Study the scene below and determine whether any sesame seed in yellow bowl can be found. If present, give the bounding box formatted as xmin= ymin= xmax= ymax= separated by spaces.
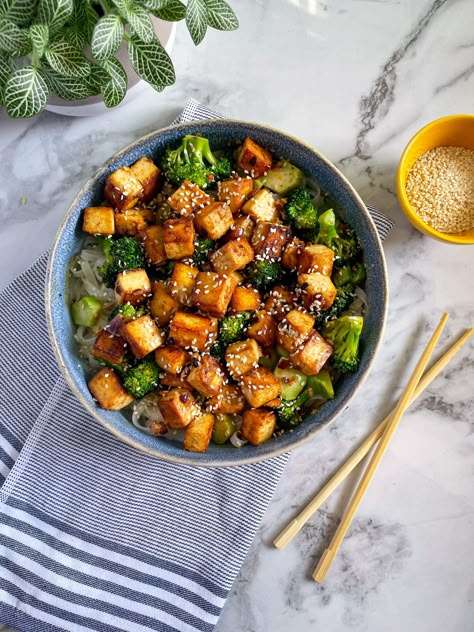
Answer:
xmin=397 ymin=114 xmax=474 ymax=245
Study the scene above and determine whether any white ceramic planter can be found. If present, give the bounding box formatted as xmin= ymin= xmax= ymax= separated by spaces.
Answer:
xmin=46 ymin=19 xmax=176 ymax=117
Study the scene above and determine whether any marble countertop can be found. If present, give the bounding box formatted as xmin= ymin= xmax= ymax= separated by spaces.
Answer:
xmin=1 ymin=0 xmax=473 ymax=630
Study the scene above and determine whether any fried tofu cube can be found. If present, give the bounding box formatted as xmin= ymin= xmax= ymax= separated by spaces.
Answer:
xmin=298 ymin=273 xmax=337 ymax=311
xmin=91 ymin=329 xmax=127 ymax=365
xmin=240 ymin=367 xmax=281 ymax=408
xmin=154 ymin=345 xmax=190 ymax=375
xmin=210 ymin=238 xmax=254 ymax=273
xmin=194 ymin=202 xmax=234 ymax=240
xmin=276 ymin=309 xmax=315 ymax=353
xmin=184 ymin=412 xmax=215 ymax=453
xmin=290 ymin=330 xmax=333 ymax=376
xmin=191 ymin=271 xmax=235 ymax=318
xmin=264 ymin=286 xmax=297 ymax=320
xmin=240 ymin=408 xmax=277 ymax=446
xmin=226 ymin=214 xmax=255 ymax=241
xmin=237 ymin=137 xmax=273 ymax=178
xmin=149 ymin=420 xmax=169 ymax=436
xmin=121 ymin=315 xmax=164 ymax=359
xmin=187 ymin=354 xmax=225 ymax=397
xmin=230 ymin=285 xmax=262 ymax=312
xmin=88 ymin=368 xmax=134 ymax=410
xmin=298 ymin=244 xmax=335 ymax=276
xmin=169 ymin=262 xmax=198 ymax=306
xmin=150 ymin=281 xmax=179 ymax=326
xmin=242 ymin=188 xmax=278 ymax=222
xmin=282 ymin=237 xmax=304 ymax=270
xmin=129 ymin=157 xmax=161 ymax=203
xmin=161 ymin=373 xmax=192 ymax=389
xmin=114 ymin=268 xmax=151 ymax=306
xmin=225 ymin=338 xmax=262 ymax=379
xmin=218 ymin=177 xmax=254 ymax=212
xmin=264 ymin=397 xmax=282 ymax=409
xmin=82 ymin=206 xmax=115 ymax=236
xmin=104 ymin=166 xmax=143 ymax=211
xmin=247 ymin=310 xmax=277 ymax=348
xmin=251 ymin=221 xmax=291 ymax=260
xmin=163 ymin=217 xmax=195 ymax=259
xmin=208 ymin=384 xmax=245 ymax=414
xmin=169 ymin=311 xmax=216 ymax=352
xmin=167 ymin=181 xmax=213 ymax=217
xmin=158 ymin=388 xmax=197 ymax=428
xmin=142 ymin=225 xmax=167 ymax=267
xmin=115 ymin=209 xmax=155 ymax=236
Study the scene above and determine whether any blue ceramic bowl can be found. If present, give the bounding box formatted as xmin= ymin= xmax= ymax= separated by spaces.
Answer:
xmin=46 ymin=120 xmax=388 ymax=466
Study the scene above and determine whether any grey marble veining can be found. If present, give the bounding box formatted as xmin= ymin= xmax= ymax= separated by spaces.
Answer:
xmin=1 ymin=0 xmax=473 ymax=630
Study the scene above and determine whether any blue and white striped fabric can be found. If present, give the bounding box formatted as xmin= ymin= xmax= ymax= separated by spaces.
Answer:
xmin=0 ymin=100 xmax=394 ymax=632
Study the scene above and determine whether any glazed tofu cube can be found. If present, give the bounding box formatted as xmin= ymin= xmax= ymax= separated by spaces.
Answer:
xmin=121 ymin=315 xmax=164 ymax=359
xmin=167 ymin=181 xmax=213 ymax=217
xmin=161 ymin=373 xmax=192 ymax=389
xmin=210 ymin=238 xmax=254 ymax=273
xmin=226 ymin=214 xmax=255 ymax=242
xmin=88 ymin=368 xmax=134 ymax=410
xmin=264 ymin=286 xmax=297 ymax=320
xmin=158 ymin=388 xmax=197 ymax=428
xmin=225 ymin=338 xmax=262 ymax=379
xmin=230 ymin=285 xmax=262 ymax=312
xmin=129 ymin=157 xmax=161 ymax=202
xmin=298 ymin=273 xmax=337 ymax=311
xmin=154 ymin=345 xmax=190 ymax=375
xmin=82 ymin=207 xmax=115 ymax=236
xmin=104 ymin=166 xmax=143 ymax=211
xmin=149 ymin=281 xmax=179 ymax=326
xmin=282 ymin=237 xmax=304 ymax=270
xmin=169 ymin=262 xmax=198 ymax=307
xmin=184 ymin=412 xmax=215 ymax=453
xmin=142 ymin=225 xmax=167 ymax=267
xmin=114 ymin=268 xmax=151 ymax=306
xmin=194 ymin=202 xmax=234 ymax=240
xmin=240 ymin=367 xmax=281 ymax=408
xmin=115 ymin=209 xmax=154 ymax=236
xmin=169 ymin=311 xmax=216 ymax=352
xmin=187 ymin=354 xmax=226 ymax=397
xmin=237 ymin=137 xmax=273 ymax=178
xmin=218 ymin=177 xmax=254 ymax=212
xmin=242 ymin=188 xmax=278 ymax=222
xmin=240 ymin=408 xmax=277 ymax=446
xmin=276 ymin=309 xmax=315 ymax=353
xmin=91 ymin=329 xmax=127 ymax=365
xmin=251 ymin=221 xmax=291 ymax=260
xmin=247 ymin=310 xmax=277 ymax=348
xmin=149 ymin=420 xmax=169 ymax=436
xmin=290 ymin=330 xmax=333 ymax=376
xmin=163 ymin=217 xmax=195 ymax=259
xmin=298 ymin=244 xmax=335 ymax=276
xmin=264 ymin=397 xmax=282 ymax=409
xmin=191 ymin=271 xmax=235 ymax=318
xmin=208 ymin=384 xmax=245 ymax=414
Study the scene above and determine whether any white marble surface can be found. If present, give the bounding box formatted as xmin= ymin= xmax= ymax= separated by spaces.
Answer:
xmin=1 ymin=0 xmax=473 ymax=630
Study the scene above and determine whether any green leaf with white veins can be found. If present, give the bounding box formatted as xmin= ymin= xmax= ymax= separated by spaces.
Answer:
xmin=0 ymin=53 xmax=12 ymax=103
xmin=38 ymin=0 xmax=73 ymax=34
xmin=0 ymin=0 xmax=36 ymax=26
xmin=186 ymin=0 xmax=207 ymax=45
xmin=45 ymin=67 xmax=96 ymax=99
xmin=128 ymin=35 xmax=175 ymax=88
xmin=30 ymin=24 xmax=49 ymax=58
xmin=4 ymin=66 xmax=49 ymax=118
xmin=45 ymin=40 xmax=91 ymax=78
xmin=0 ymin=19 xmax=30 ymax=52
xmin=101 ymin=57 xmax=127 ymax=107
xmin=206 ymin=0 xmax=238 ymax=31
xmin=92 ymin=15 xmax=124 ymax=61
xmin=145 ymin=0 xmax=186 ymax=21
xmin=113 ymin=0 xmax=154 ymax=43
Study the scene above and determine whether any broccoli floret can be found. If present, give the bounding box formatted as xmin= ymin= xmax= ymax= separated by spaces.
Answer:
xmin=123 ymin=359 xmax=160 ymax=399
xmin=193 ymin=236 xmax=214 ymax=266
xmin=333 ymin=262 xmax=366 ymax=287
xmin=219 ymin=311 xmax=253 ymax=346
xmin=161 ymin=135 xmax=231 ymax=189
xmin=284 ymin=187 xmax=319 ymax=232
xmin=97 ymin=236 xmax=145 ymax=288
xmin=323 ymin=315 xmax=363 ymax=373
xmin=276 ymin=389 xmax=312 ymax=430
xmin=246 ymin=260 xmax=282 ymax=292
xmin=313 ymin=286 xmax=355 ymax=327
xmin=109 ymin=303 xmax=147 ymax=321
xmin=210 ymin=340 xmax=226 ymax=361
xmin=155 ymin=260 xmax=175 ymax=281
xmin=315 ymin=210 xmax=361 ymax=266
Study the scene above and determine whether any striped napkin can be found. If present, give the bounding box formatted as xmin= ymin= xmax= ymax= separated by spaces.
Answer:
xmin=0 ymin=100 xmax=394 ymax=632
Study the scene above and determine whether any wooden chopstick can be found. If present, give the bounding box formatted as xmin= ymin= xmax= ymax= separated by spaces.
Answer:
xmin=273 ymin=327 xmax=473 ymax=551
xmin=312 ymin=313 xmax=449 ymax=582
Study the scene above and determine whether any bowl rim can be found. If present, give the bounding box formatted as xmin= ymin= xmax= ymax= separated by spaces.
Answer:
xmin=45 ymin=118 xmax=388 ymax=467
xmin=396 ymin=113 xmax=474 ymax=245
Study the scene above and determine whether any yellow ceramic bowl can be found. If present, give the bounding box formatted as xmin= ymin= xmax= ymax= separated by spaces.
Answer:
xmin=397 ymin=114 xmax=474 ymax=244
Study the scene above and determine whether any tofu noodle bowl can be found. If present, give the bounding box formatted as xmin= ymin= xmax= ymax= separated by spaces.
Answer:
xmin=69 ymin=135 xmax=367 ymax=454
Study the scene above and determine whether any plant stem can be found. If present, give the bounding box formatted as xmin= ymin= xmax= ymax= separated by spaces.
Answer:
xmin=32 ymin=47 xmax=40 ymax=69
xmin=99 ymin=0 xmax=112 ymax=14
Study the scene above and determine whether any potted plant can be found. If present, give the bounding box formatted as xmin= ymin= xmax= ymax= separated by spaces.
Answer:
xmin=0 ymin=0 xmax=238 ymax=118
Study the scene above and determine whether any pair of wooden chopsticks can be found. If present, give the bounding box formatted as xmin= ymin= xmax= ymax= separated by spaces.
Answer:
xmin=273 ymin=314 xmax=473 ymax=583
